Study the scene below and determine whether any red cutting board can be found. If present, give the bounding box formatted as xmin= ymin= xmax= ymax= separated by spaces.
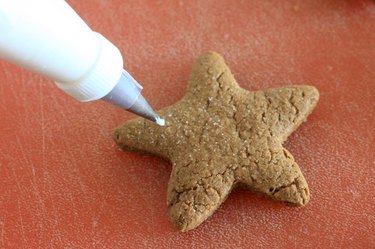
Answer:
xmin=0 ymin=0 xmax=374 ymax=248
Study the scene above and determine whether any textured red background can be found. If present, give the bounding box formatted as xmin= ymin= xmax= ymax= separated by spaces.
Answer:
xmin=0 ymin=0 xmax=374 ymax=248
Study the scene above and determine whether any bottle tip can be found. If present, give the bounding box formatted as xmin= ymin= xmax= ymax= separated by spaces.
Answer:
xmin=124 ymin=93 xmax=166 ymax=126
xmin=155 ymin=116 xmax=165 ymax=126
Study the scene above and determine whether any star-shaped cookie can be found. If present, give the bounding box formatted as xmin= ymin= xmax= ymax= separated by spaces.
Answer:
xmin=113 ymin=52 xmax=319 ymax=231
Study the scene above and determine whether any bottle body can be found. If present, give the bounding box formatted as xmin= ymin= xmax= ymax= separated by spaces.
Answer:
xmin=0 ymin=0 xmax=123 ymax=101
xmin=0 ymin=0 xmax=162 ymax=124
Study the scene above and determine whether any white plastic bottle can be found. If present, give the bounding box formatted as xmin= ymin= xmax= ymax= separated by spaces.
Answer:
xmin=0 ymin=0 xmax=164 ymax=125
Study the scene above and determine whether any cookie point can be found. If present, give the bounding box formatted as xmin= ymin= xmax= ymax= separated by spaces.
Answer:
xmin=112 ymin=129 xmax=121 ymax=142
xmin=310 ymin=86 xmax=320 ymax=99
xmin=302 ymin=85 xmax=320 ymax=98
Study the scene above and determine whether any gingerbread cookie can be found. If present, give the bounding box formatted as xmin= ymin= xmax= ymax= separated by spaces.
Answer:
xmin=113 ymin=52 xmax=319 ymax=231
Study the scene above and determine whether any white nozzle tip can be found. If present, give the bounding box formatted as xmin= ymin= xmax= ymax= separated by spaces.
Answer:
xmin=156 ymin=117 xmax=165 ymax=126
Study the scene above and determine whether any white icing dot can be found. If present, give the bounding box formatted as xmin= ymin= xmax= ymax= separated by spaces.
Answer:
xmin=156 ymin=117 xmax=165 ymax=126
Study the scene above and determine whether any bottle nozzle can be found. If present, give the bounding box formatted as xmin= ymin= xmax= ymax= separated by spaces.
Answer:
xmin=102 ymin=70 xmax=165 ymax=126
xmin=127 ymin=94 xmax=165 ymax=126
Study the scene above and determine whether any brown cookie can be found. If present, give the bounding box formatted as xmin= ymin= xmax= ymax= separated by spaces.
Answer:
xmin=113 ymin=51 xmax=319 ymax=231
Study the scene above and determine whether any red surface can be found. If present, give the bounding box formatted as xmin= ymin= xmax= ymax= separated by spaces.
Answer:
xmin=0 ymin=0 xmax=374 ymax=248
